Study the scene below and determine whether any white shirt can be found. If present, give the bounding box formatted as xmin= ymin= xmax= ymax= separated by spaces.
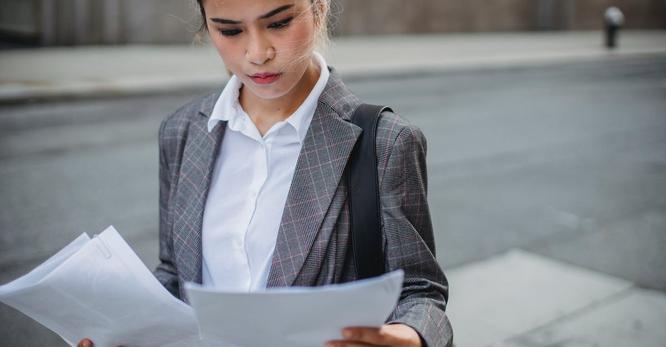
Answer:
xmin=201 ymin=52 xmax=330 ymax=291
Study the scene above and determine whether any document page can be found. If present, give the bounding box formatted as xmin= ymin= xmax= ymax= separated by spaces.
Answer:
xmin=0 ymin=226 xmax=200 ymax=347
xmin=185 ymin=270 xmax=404 ymax=347
xmin=1 ymin=226 xmax=404 ymax=347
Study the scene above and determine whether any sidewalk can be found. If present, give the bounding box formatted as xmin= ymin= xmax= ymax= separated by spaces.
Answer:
xmin=447 ymin=249 xmax=666 ymax=347
xmin=1 ymin=30 xmax=665 ymax=103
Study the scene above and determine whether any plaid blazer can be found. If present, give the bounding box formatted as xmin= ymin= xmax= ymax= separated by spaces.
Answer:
xmin=153 ymin=68 xmax=453 ymax=347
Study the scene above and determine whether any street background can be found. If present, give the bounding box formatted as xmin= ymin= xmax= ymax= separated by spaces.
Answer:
xmin=1 ymin=1 xmax=666 ymax=346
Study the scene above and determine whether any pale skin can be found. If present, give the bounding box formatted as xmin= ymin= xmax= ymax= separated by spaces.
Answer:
xmin=77 ymin=1 xmax=422 ymax=346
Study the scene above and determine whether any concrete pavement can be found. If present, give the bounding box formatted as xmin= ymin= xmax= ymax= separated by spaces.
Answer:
xmin=1 ymin=30 xmax=665 ymax=103
xmin=447 ymin=250 xmax=666 ymax=347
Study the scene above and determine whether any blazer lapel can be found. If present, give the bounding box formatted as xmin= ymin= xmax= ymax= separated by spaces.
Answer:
xmin=267 ymin=71 xmax=362 ymax=287
xmin=172 ymin=92 xmax=225 ymax=285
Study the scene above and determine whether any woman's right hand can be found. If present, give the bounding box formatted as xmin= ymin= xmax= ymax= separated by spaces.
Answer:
xmin=77 ymin=338 xmax=93 ymax=347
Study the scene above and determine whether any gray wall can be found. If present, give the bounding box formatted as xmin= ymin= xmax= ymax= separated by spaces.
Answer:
xmin=0 ymin=0 xmax=199 ymax=45
xmin=1 ymin=0 xmax=665 ymax=46
xmin=332 ymin=0 xmax=666 ymax=35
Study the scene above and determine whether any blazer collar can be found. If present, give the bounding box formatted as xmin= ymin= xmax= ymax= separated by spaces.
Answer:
xmin=196 ymin=90 xmax=220 ymax=119
xmin=266 ymin=69 xmax=363 ymax=287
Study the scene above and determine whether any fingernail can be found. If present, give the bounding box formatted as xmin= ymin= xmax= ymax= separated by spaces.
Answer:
xmin=343 ymin=329 xmax=353 ymax=339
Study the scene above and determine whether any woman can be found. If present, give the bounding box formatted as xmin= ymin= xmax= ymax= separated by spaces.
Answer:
xmin=79 ymin=0 xmax=453 ymax=346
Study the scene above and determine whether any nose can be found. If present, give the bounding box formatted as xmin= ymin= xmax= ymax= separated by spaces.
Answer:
xmin=246 ymin=30 xmax=275 ymax=65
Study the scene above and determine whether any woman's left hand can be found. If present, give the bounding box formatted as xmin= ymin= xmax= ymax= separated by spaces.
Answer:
xmin=325 ymin=323 xmax=422 ymax=347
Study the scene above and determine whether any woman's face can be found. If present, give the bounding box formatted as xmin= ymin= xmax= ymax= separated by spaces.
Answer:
xmin=203 ymin=0 xmax=318 ymax=101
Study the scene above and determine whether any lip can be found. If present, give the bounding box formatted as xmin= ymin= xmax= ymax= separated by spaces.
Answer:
xmin=248 ymin=72 xmax=282 ymax=85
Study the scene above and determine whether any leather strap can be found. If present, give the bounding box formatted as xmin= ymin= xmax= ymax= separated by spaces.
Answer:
xmin=347 ymin=104 xmax=393 ymax=279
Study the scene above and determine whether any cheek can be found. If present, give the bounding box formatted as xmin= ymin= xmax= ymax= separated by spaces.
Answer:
xmin=282 ymin=20 xmax=316 ymax=53
xmin=210 ymin=37 xmax=242 ymax=66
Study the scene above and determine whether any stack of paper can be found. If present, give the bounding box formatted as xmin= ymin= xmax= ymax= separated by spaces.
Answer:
xmin=0 ymin=226 xmax=200 ymax=347
xmin=0 ymin=226 xmax=404 ymax=347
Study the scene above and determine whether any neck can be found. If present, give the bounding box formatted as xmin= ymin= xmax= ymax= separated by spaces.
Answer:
xmin=239 ymin=58 xmax=320 ymax=136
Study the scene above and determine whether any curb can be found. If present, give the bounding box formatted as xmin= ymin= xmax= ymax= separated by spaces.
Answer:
xmin=2 ymin=46 xmax=665 ymax=104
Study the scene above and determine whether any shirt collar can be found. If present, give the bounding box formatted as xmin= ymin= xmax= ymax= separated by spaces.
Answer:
xmin=208 ymin=52 xmax=330 ymax=144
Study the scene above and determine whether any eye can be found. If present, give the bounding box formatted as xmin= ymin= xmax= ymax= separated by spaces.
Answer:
xmin=268 ymin=17 xmax=293 ymax=30
xmin=219 ymin=28 xmax=242 ymax=37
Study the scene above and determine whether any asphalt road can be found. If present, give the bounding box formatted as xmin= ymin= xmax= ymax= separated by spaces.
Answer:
xmin=1 ymin=54 xmax=665 ymax=345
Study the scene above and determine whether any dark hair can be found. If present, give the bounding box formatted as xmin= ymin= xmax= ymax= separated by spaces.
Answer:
xmin=194 ymin=0 xmax=326 ymax=31
xmin=194 ymin=0 xmax=330 ymax=50
xmin=195 ymin=0 xmax=207 ymax=33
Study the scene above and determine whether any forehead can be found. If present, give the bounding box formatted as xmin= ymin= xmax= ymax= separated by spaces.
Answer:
xmin=203 ymin=0 xmax=307 ymax=17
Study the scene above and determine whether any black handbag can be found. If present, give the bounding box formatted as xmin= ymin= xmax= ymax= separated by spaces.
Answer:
xmin=346 ymin=104 xmax=393 ymax=280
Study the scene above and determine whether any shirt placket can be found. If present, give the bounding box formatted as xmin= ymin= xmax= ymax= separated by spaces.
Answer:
xmin=242 ymin=137 xmax=270 ymax=288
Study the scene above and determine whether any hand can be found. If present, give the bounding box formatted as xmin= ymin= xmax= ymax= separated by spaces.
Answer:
xmin=325 ymin=324 xmax=422 ymax=347
xmin=76 ymin=339 xmax=122 ymax=347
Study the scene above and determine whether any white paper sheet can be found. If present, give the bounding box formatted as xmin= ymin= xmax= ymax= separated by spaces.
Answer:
xmin=0 ymin=226 xmax=200 ymax=347
xmin=185 ymin=270 xmax=404 ymax=347
xmin=1 ymin=226 xmax=404 ymax=347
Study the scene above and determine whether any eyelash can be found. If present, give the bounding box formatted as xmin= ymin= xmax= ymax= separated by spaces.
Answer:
xmin=219 ymin=17 xmax=294 ymax=37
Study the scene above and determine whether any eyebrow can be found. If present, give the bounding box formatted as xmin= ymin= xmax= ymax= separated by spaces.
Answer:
xmin=210 ymin=4 xmax=294 ymax=25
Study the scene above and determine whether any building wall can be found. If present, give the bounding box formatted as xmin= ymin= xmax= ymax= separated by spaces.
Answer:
xmin=0 ymin=0 xmax=199 ymax=45
xmin=332 ymin=0 xmax=666 ymax=34
xmin=570 ymin=0 xmax=666 ymax=29
xmin=332 ymin=0 xmax=537 ymax=35
xmin=0 ymin=0 xmax=664 ymax=46
xmin=0 ymin=0 xmax=41 ymax=42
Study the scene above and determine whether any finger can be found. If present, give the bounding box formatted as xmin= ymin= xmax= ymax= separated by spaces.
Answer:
xmin=341 ymin=327 xmax=393 ymax=346
xmin=325 ymin=341 xmax=376 ymax=347
xmin=77 ymin=339 xmax=93 ymax=347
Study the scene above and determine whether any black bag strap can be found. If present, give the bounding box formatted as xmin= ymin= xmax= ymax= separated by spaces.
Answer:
xmin=347 ymin=103 xmax=393 ymax=279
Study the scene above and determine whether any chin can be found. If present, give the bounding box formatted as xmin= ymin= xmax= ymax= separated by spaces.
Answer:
xmin=245 ymin=79 xmax=298 ymax=100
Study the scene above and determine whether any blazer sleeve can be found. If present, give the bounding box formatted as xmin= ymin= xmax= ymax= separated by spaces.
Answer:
xmin=378 ymin=117 xmax=454 ymax=347
xmin=153 ymin=117 xmax=181 ymax=298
